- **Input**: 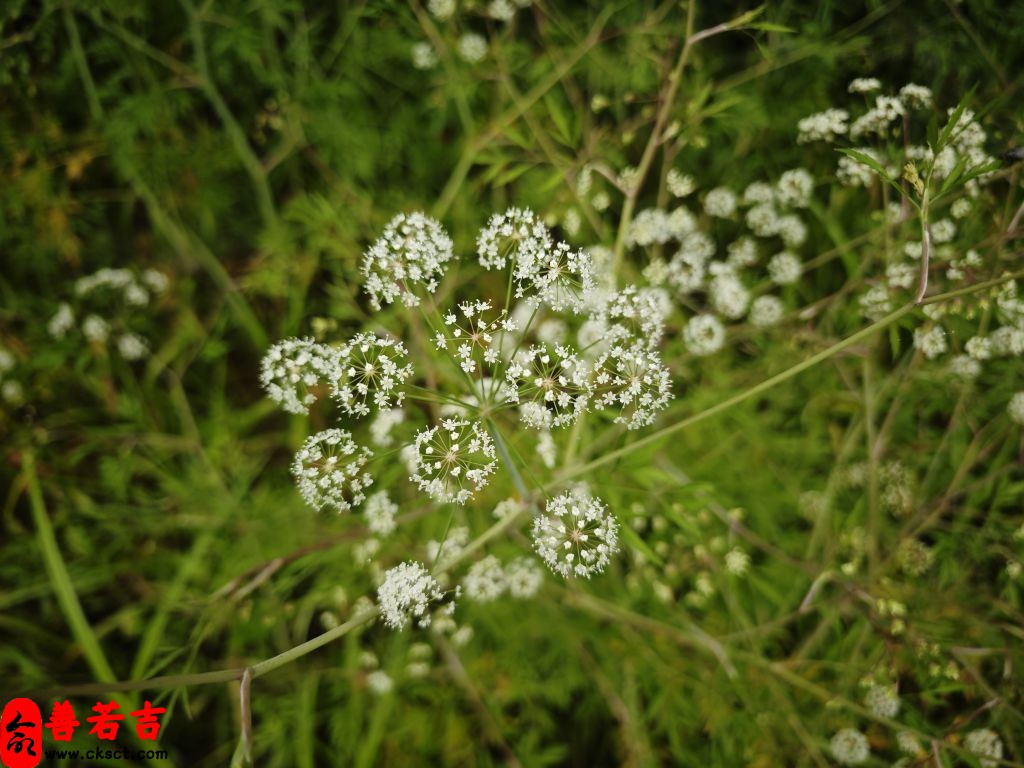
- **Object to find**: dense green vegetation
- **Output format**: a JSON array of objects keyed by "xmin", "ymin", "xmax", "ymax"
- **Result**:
[{"xmin": 2, "ymin": 1, "xmax": 1023, "ymax": 765}]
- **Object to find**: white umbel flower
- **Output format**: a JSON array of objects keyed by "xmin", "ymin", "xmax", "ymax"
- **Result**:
[
  {"xmin": 913, "ymin": 326, "xmax": 947, "ymax": 359},
  {"xmin": 776, "ymin": 169, "xmax": 814, "ymax": 208},
  {"xmin": 362, "ymin": 212, "xmax": 454, "ymax": 310},
  {"xmin": 749, "ymin": 295, "xmax": 784, "ymax": 327},
  {"xmin": 332, "ymin": 332, "xmax": 413, "ymax": 416},
  {"xmin": 410, "ymin": 418, "xmax": 497, "ymax": 504},
  {"xmin": 667, "ymin": 169, "xmax": 696, "ymax": 197},
  {"xmin": 48, "ymin": 303, "xmax": 74, "ymax": 338},
  {"xmin": 829, "ymin": 728, "xmax": 870, "ymax": 765},
  {"xmin": 503, "ymin": 343, "xmax": 592, "ymax": 429},
  {"xmin": 116, "ymin": 333, "xmax": 148, "ymax": 361},
  {"xmin": 463, "ymin": 555, "xmax": 507, "ymax": 602},
  {"xmin": 457, "ymin": 33, "xmax": 487, "ymax": 63},
  {"xmin": 435, "ymin": 299, "xmax": 515, "ymax": 374},
  {"xmin": 260, "ymin": 338, "xmax": 340, "ymax": 415},
  {"xmin": 364, "ymin": 490, "xmax": 398, "ymax": 536},
  {"xmin": 683, "ymin": 314, "xmax": 726, "ymax": 356},
  {"xmin": 797, "ymin": 108, "xmax": 849, "ymax": 143},
  {"xmin": 589, "ymin": 285, "xmax": 667, "ymax": 350},
  {"xmin": 477, "ymin": 207, "xmax": 553, "ymax": 271},
  {"xmin": 848, "ymin": 77, "xmax": 881, "ymax": 93},
  {"xmin": 292, "ymin": 429, "xmax": 373, "ymax": 512},
  {"xmin": 864, "ymin": 683, "xmax": 900, "ymax": 718},
  {"xmin": 767, "ymin": 251, "xmax": 802, "ymax": 285},
  {"xmin": 377, "ymin": 561, "xmax": 445, "ymax": 630},
  {"xmin": 710, "ymin": 273, "xmax": 751, "ymax": 319},
  {"xmin": 365, "ymin": 670, "xmax": 393, "ymax": 695},
  {"xmin": 505, "ymin": 556, "xmax": 544, "ymax": 598},
  {"xmin": 703, "ymin": 187, "xmax": 737, "ymax": 218},
  {"xmin": 591, "ymin": 343, "xmax": 672, "ymax": 430},
  {"xmin": 1008, "ymin": 392, "xmax": 1024, "ymax": 425},
  {"xmin": 964, "ymin": 729, "xmax": 1004, "ymax": 768},
  {"xmin": 519, "ymin": 241, "xmax": 596, "ymax": 314},
  {"xmin": 532, "ymin": 488, "xmax": 619, "ymax": 578}
]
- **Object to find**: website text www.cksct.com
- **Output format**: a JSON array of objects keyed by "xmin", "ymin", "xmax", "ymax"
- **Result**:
[{"xmin": 42, "ymin": 747, "xmax": 168, "ymax": 760}]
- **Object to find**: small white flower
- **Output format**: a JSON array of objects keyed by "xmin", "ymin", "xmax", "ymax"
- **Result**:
[
  {"xmin": 776, "ymin": 169, "xmax": 814, "ymax": 208},
  {"xmin": 948, "ymin": 354, "xmax": 981, "ymax": 380},
  {"xmin": 931, "ymin": 218, "xmax": 956, "ymax": 243},
  {"xmin": 859, "ymin": 286, "xmax": 893, "ymax": 321},
  {"xmin": 710, "ymin": 273, "xmax": 751, "ymax": 319},
  {"xmin": 532, "ymin": 488, "xmax": 619, "ymax": 578},
  {"xmin": 913, "ymin": 326, "xmax": 947, "ymax": 359},
  {"xmin": 590, "ymin": 343, "xmax": 672, "ymax": 430},
  {"xmin": 505, "ymin": 556, "xmax": 544, "ymax": 598},
  {"xmin": 377, "ymin": 561, "xmax": 445, "ymax": 630},
  {"xmin": 589, "ymin": 284, "xmax": 667, "ymax": 350},
  {"xmin": 517, "ymin": 241, "xmax": 596, "ymax": 314},
  {"xmin": 410, "ymin": 418, "xmax": 497, "ymax": 504},
  {"xmin": 47, "ymin": 303, "xmax": 75, "ymax": 339},
  {"xmin": 724, "ymin": 547, "xmax": 750, "ymax": 576},
  {"xmin": 477, "ymin": 207, "xmax": 553, "ymax": 271},
  {"xmin": 366, "ymin": 669, "xmax": 393, "ymax": 695},
  {"xmin": 899, "ymin": 83, "xmax": 932, "ymax": 110},
  {"xmin": 364, "ymin": 490, "xmax": 398, "ymax": 536},
  {"xmin": 427, "ymin": 0, "xmax": 455, "ymax": 19},
  {"xmin": 726, "ymin": 237, "xmax": 759, "ymax": 269},
  {"xmin": 951, "ymin": 198, "xmax": 972, "ymax": 219},
  {"xmin": 864, "ymin": 683, "xmax": 900, "ymax": 718},
  {"xmin": 2, "ymin": 380, "xmax": 24, "ymax": 406},
  {"xmin": 370, "ymin": 408, "xmax": 405, "ymax": 448},
  {"xmin": 667, "ymin": 169, "xmax": 696, "ymax": 197},
  {"xmin": 1008, "ymin": 392, "xmax": 1024, "ymax": 425},
  {"xmin": 742, "ymin": 181, "xmax": 775, "ymax": 206},
  {"xmin": 260, "ymin": 338, "xmax": 340, "ymax": 415},
  {"xmin": 116, "ymin": 333, "xmax": 148, "ymax": 361},
  {"xmin": 964, "ymin": 728, "xmax": 1004, "ymax": 768},
  {"xmin": 848, "ymin": 77, "xmax": 882, "ymax": 93},
  {"xmin": 333, "ymin": 333, "xmax": 413, "ymax": 417},
  {"xmin": 362, "ymin": 212, "xmax": 455, "ymax": 309},
  {"xmin": 749, "ymin": 295, "xmax": 784, "ymax": 327},
  {"xmin": 683, "ymin": 314, "xmax": 725, "ymax": 356},
  {"xmin": 435, "ymin": 299, "xmax": 515, "ymax": 375},
  {"xmin": 463, "ymin": 555, "xmax": 507, "ymax": 601},
  {"xmin": 829, "ymin": 728, "xmax": 870, "ymax": 765},
  {"xmin": 82, "ymin": 314, "xmax": 109, "ymax": 343},
  {"xmin": 412, "ymin": 42, "xmax": 438, "ymax": 70},
  {"xmin": 896, "ymin": 730, "xmax": 921, "ymax": 755},
  {"xmin": 292, "ymin": 429, "xmax": 373, "ymax": 512},
  {"xmin": 797, "ymin": 108, "xmax": 849, "ymax": 143},
  {"xmin": 703, "ymin": 187, "xmax": 737, "ymax": 218},
  {"xmin": 457, "ymin": 33, "xmax": 487, "ymax": 63},
  {"xmin": 142, "ymin": 269, "xmax": 169, "ymax": 294},
  {"xmin": 767, "ymin": 251, "xmax": 802, "ymax": 285},
  {"xmin": 488, "ymin": 0, "xmax": 515, "ymax": 21},
  {"xmin": 503, "ymin": 343, "xmax": 592, "ymax": 429}
]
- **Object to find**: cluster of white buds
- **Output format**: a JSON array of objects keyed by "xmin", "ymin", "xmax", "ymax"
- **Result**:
[
  {"xmin": 46, "ymin": 267, "xmax": 169, "ymax": 363},
  {"xmin": 361, "ymin": 212, "xmax": 454, "ymax": 310},
  {"xmin": 532, "ymin": 488, "xmax": 620, "ymax": 578}
]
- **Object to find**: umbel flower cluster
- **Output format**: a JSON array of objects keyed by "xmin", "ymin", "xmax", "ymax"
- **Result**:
[
  {"xmin": 796, "ymin": 80, "xmax": 1024, "ymax": 418},
  {"xmin": 262, "ymin": 207, "xmax": 684, "ymax": 629}
]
